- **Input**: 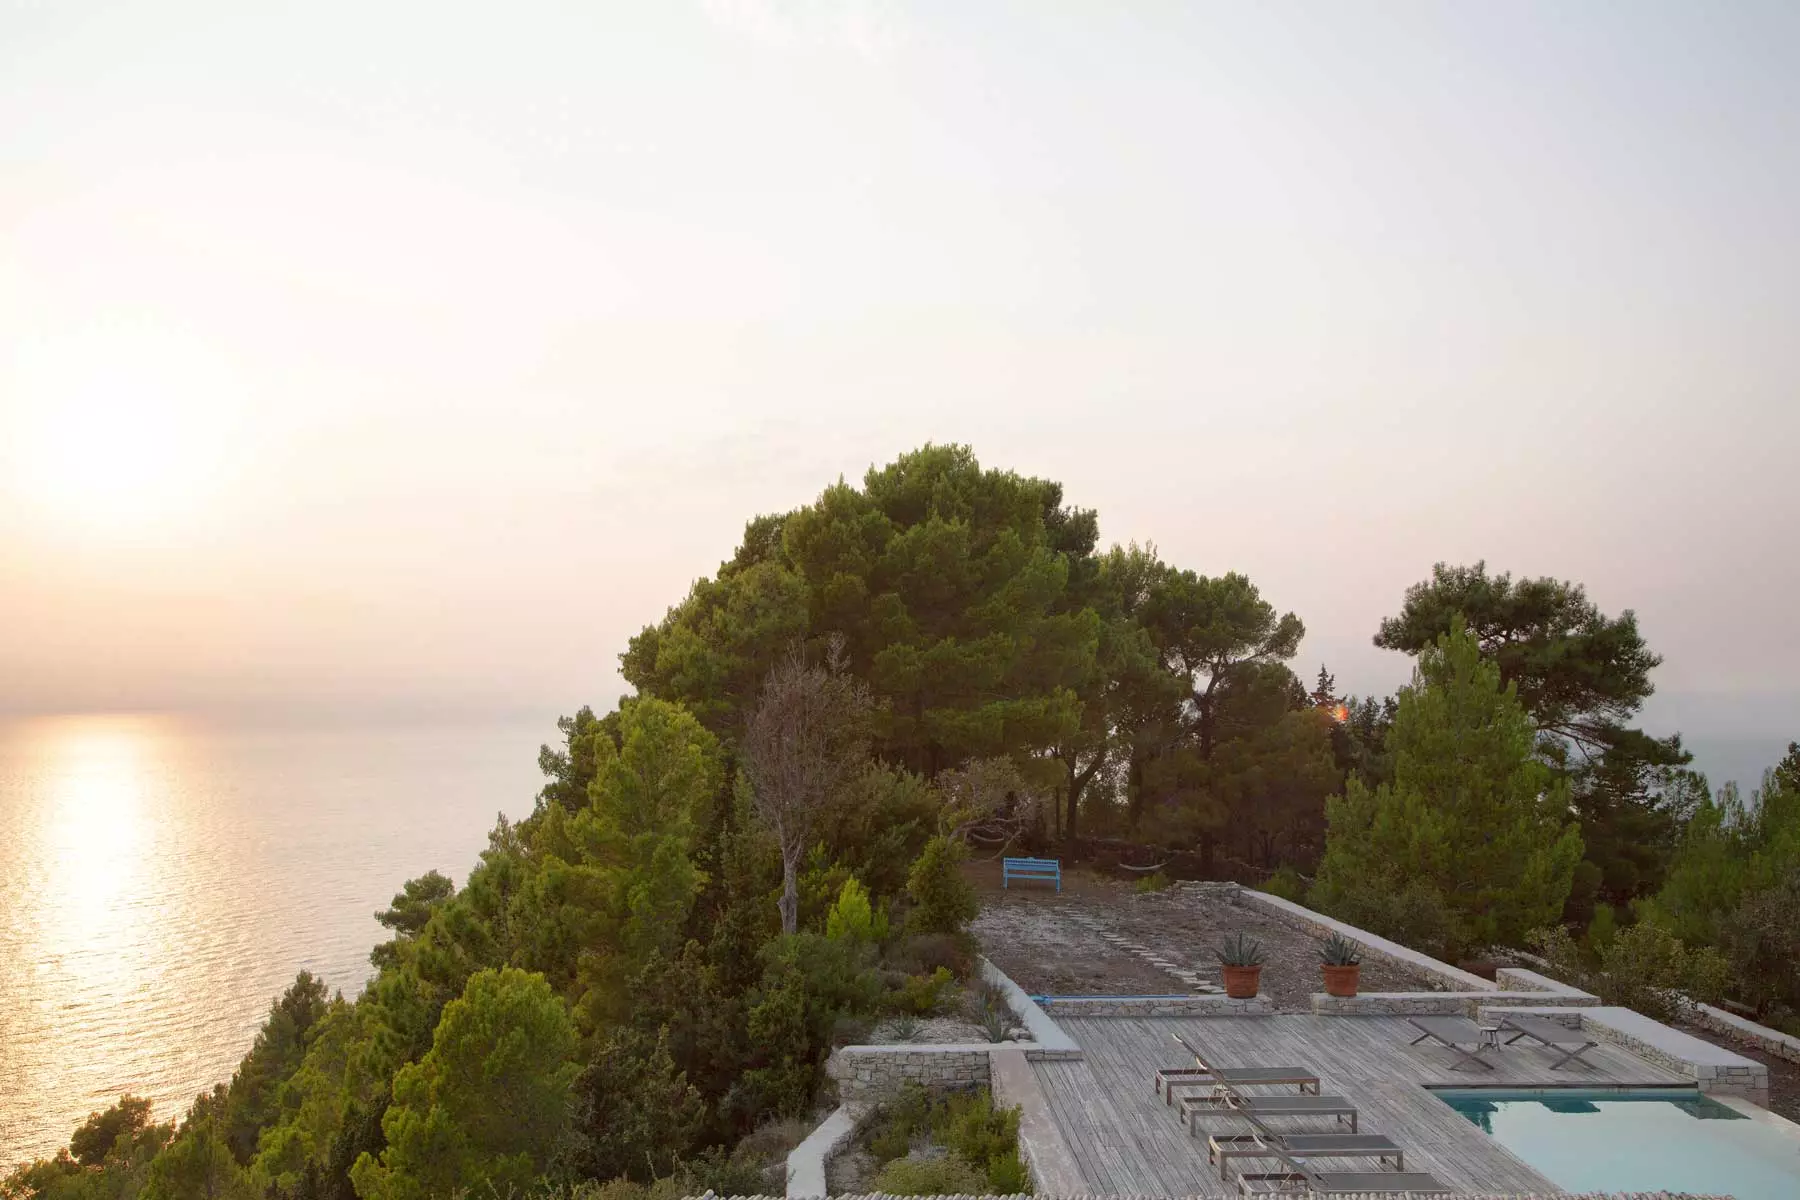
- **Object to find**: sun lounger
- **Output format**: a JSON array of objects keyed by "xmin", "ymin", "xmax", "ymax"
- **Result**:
[
  {"xmin": 1500, "ymin": 1013, "xmax": 1601, "ymax": 1070},
  {"xmin": 1235, "ymin": 1167, "xmax": 1453, "ymax": 1195},
  {"xmin": 1181, "ymin": 1091, "xmax": 1360, "ymax": 1134},
  {"xmin": 1155, "ymin": 1033, "xmax": 1321, "ymax": 1103},
  {"xmin": 1226, "ymin": 1118, "xmax": 1448, "ymax": 1197},
  {"xmin": 1406, "ymin": 1014, "xmax": 1496, "ymax": 1071},
  {"xmin": 1206, "ymin": 1131, "xmax": 1405, "ymax": 1181}
]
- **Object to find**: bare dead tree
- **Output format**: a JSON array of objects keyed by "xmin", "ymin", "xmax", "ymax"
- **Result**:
[{"xmin": 742, "ymin": 635, "xmax": 874, "ymax": 935}]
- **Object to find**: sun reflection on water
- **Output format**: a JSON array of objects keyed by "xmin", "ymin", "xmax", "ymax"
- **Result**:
[
  {"xmin": 0, "ymin": 713, "xmax": 545, "ymax": 1165},
  {"xmin": 40, "ymin": 717, "xmax": 154, "ymax": 927}
]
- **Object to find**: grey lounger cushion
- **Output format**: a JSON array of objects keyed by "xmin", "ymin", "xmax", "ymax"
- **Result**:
[
  {"xmin": 1183, "ymin": 1093, "xmax": 1359, "ymax": 1133},
  {"xmin": 1238, "ymin": 1169, "xmax": 1451, "ymax": 1195}
]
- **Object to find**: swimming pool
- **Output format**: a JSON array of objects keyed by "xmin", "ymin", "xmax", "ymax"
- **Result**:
[{"xmin": 1435, "ymin": 1088, "xmax": 1800, "ymax": 1200}]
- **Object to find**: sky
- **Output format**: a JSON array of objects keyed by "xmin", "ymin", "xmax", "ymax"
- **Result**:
[{"xmin": 1, "ymin": 1, "xmax": 1796, "ymax": 787}]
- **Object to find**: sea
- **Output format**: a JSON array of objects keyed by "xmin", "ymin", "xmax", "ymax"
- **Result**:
[{"xmin": 0, "ymin": 713, "xmax": 549, "ymax": 1166}]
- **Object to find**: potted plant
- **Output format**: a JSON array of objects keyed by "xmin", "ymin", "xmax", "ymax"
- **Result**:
[
  {"xmin": 1319, "ymin": 932, "xmax": 1363, "ymax": 997},
  {"xmin": 1215, "ymin": 933, "xmax": 1265, "ymax": 999}
]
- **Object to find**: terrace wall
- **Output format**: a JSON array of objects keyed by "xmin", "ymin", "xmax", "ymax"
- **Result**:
[
  {"xmin": 1035, "ymin": 995, "xmax": 1273, "ymax": 1017},
  {"xmin": 1691, "ymin": 1003, "xmax": 1800, "ymax": 1065},
  {"xmin": 824, "ymin": 1045, "xmax": 994, "ymax": 1103}
]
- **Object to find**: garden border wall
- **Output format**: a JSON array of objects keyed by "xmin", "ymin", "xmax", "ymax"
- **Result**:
[{"xmin": 1691, "ymin": 1003, "xmax": 1800, "ymax": 1065}]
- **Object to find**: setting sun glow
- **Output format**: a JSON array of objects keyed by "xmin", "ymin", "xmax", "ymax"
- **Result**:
[{"xmin": 5, "ymin": 328, "xmax": 239, "ymax": 537}]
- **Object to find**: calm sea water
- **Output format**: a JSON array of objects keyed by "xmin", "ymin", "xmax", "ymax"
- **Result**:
[{"xmin": 0, "ymin": 714, "xmax": 547, "ymax": 1165}]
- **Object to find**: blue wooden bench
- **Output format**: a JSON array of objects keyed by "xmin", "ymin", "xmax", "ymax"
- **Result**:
[{"xmin": 1003, "ymin": 857, "xmax": 1061, "ymax": 891}]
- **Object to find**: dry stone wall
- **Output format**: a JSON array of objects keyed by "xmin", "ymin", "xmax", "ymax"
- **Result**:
[
  {"xmin": 825, "ymin": 1046, "xmax": 994, "ymax": 1103},
  {"xmin": 1692, "ymin": 1003, "xmax": 1800, "ymax": 1065},
  {"xmin": 1037, "ymin": 995, "xmax": 1272, "ymax": 1017}
]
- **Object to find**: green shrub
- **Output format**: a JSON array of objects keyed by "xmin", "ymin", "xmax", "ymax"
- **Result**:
[
  {"xmin": 1260, "ymin": 865, "xmax": 1306, "ymax": 903},
  {"xmin": 866, "ymin": 1083, "xmax": 935, "ymax": 1162},
  {"xmin": 826, "ymin": 876, "xmax": 889, "ymax": 943},
  {"xmin": 1531, "ymin": 922, "xmax": 1729, "ymax": 1021},
  {"xmin": 894, "ymin": 966, "xmax": 956, "ymax": 1015},
  {"xmin": 906, "ymin": 836, "xmax": 978, "ymax": 935},
  {"xmin": 1584, "ymin": 902, "xmax": 1619, "ymax": 954},
  {"xmin": 1133, "ymin": 870, "xmax": 1172, "ymax": 894},
  {"xmin": 939, "ymin": 1090, "xmax": 1024, "ymax": 1190},
  {"xmin": 889, "ymin": 932, "xmax": 975, "ymax": 979},
  {"xmin": 682, "ymin": 1145, "xmax": 771, "ymax": 1197},
  {"xmin": 872, "ymin": 1153, "xmax": 989, "ymax": 1196},
  {"xmin": 730, "ymin": 1116, "xmax": 814, "ymax": 1169}
]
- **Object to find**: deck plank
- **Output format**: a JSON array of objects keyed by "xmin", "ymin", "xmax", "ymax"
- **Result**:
[{"xmin": 1030, "ymin": 1013, "xmax": 1688, "ymax": 1196}]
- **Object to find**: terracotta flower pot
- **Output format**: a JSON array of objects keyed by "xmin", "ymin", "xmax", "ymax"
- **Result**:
[
  {"xmin": 1222, "ymin": 965, "xmax": 1262, "ymax": 999},
  {"xmin": 1322, "ymin": 964, "xmax": 1361, "ymax": 998}
]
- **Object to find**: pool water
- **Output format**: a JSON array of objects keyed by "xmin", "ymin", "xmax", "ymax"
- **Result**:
[{"xmin": 1435, "ymin": 1088, "xmax": 1800, "ymax": 1200}]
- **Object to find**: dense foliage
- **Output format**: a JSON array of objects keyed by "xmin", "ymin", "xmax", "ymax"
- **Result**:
[
  {"xmin": 9, "ymin": 446, "xmax": 1786, "ymax": 1197},
  {"xmin": 862, "ymin": 1085, "xmax": 1028, "ymax": 1196},
  {"xmin": 1311, "ymin": 621, "xmax": 1585, "ymax": 960}
]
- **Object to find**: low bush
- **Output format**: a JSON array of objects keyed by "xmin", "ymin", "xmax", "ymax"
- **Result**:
[
  {"xmin": 729, "ymin": 1116, "xmax": 814, "ymax": 1169},
  {"xmin": 938, "ymin": 1090, "xmax": 1026, "ymax": 1190},
  {"xmin": 1530, "ymin": 923, "xmax": 1729, "ymax": 1022},
  {"xmin": 889, "ymin": 932, "xmax": 975, "ymax": 979},
  {"xmin": 862, "ymin": 1084, "xmax": 1030, "ymax": 1194},
  {"xmin": 1259, "ymin": 865, "xmax": 1306, "ymax": 903},
  {"xmin": 893, "ymin": 966, "xmax": 956, "ymax": 1015},
  {"xmin": 826, "ymin": 877, "xmax": 889, "ymax": 944},
  {"xmin": 682, "ymin": 1145, "xmax": 771, "ymax": 1197},
  {"xmin": 872, "ymin": 1153, "xmax": 989, "ymax": 1196},
  {"xmin": 866, "ymin": 1084, "xmax": 935, "ymax": 1162},
  {"xmin": 1133, "ymin": 870, "xmax": 1172, "ymax": 894}
]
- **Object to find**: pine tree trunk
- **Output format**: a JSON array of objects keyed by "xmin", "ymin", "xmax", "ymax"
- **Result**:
[{"xmin": 779, "ymin": 848, "xmax": 800, "ymax": 935}]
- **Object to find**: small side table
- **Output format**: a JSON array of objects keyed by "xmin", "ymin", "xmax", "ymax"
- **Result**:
[{"xmin": 1478, "ymin": 1025, "xmax": 1504, "ymax": 1051}]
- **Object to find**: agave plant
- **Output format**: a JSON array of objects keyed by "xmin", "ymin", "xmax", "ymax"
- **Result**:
[
  {"xmin": 1214, "ymin": 932, "xmax": 1266, "ymax": 967},
  {"xmin": 1319, "ymin": 932, "xmax": 1363, "ymax": 966}
]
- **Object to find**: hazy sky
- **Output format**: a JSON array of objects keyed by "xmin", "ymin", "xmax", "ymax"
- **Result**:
[{"xmin": 2, "ymin": 2, "xmax": 1797, "ymax": 785}]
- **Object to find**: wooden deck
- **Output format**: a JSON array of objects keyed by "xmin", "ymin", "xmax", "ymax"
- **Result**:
[{"xmin": 1032, "ymin": 1014, "xmax": 1689, "ymax": 1196}]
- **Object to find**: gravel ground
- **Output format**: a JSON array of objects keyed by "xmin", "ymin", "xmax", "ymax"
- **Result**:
[{"xmin": 968, "ymin": 863, "xmax": 1431, "ymax": 1009}]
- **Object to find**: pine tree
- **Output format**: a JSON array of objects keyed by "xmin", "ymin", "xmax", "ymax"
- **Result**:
[
  {"xmin": 1311, "ymin": 619, "xmax": 1585, "ymax": 958},
  {"xmin": 1309, "ymin": 665, "xmax": 1338, "ymax": 710}
]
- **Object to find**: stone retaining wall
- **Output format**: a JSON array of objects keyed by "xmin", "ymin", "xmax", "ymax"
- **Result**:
[
  {"xmin": 1038, "ymin": 995, "xmax": 1273, "ymax": 1017},
  {"xmin": 825, "ymin": 1045, "xmax": 995, "ymax": 1103},
  {"xmin": 1312, "ymin": 989, "xmax": 1602, "ymax": 1017},
  {"xmin": 1692, "ymin": 1003, "xmax": 1800, "ymax": 1065}
]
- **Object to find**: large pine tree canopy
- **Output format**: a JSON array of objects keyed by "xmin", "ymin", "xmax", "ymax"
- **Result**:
[{"xmin": 19, "ymin": 444, "xmax": 1795, "ymax": 1200}]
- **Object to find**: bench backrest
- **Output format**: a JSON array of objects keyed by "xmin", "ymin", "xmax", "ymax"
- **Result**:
[{"xmin": 1003, "ymin": 858, "xmax": 1058, "ymax": 871}]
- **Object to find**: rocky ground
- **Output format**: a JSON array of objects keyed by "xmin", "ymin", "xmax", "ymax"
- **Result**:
[{"xmin": 967, "ymin": 862, "xmax": 1431, "ymax": 1010}]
